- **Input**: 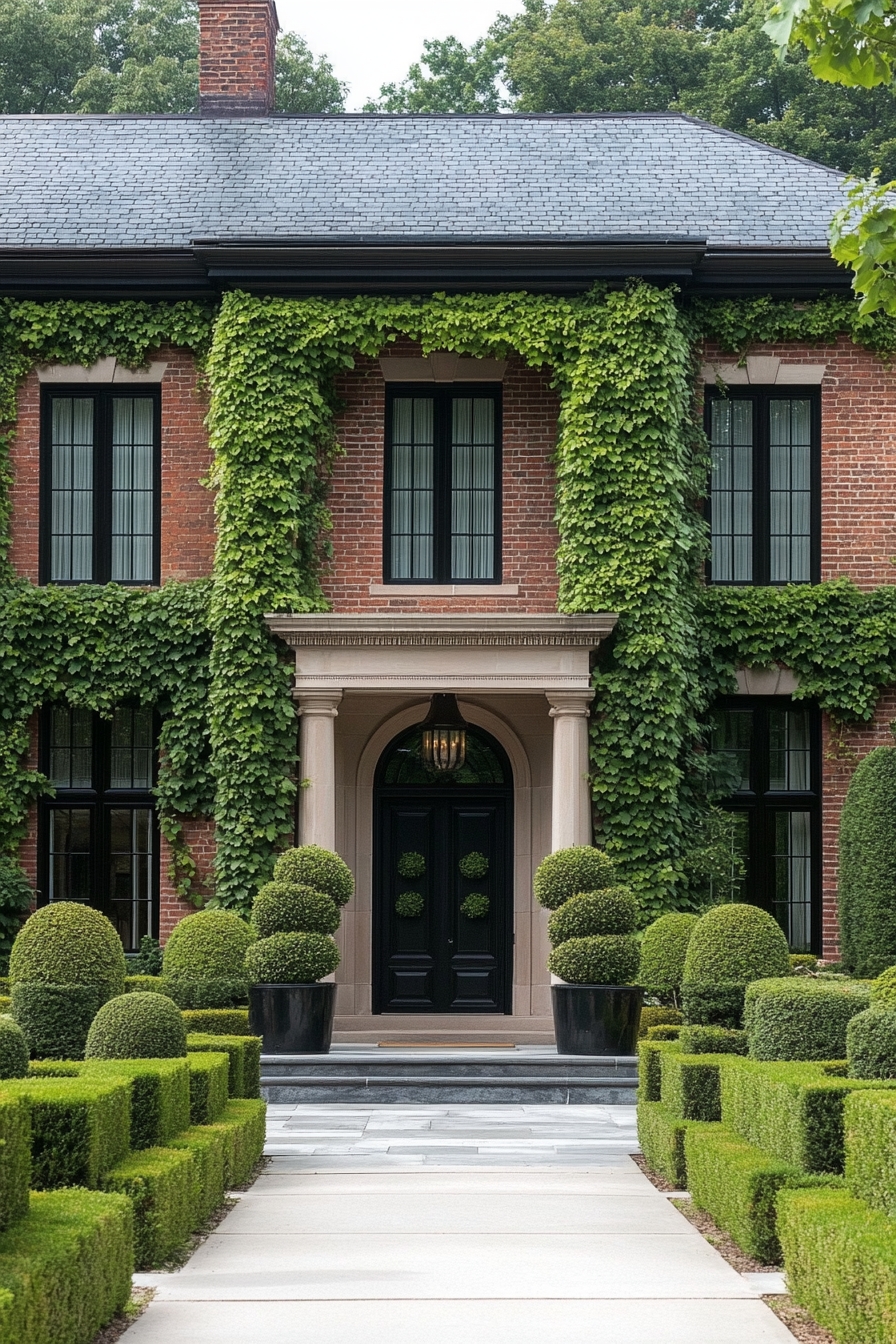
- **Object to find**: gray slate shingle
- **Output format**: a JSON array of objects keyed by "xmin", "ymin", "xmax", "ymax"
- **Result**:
[{"xmin": 0, "ymin": 113, "xmax": 845, "ymax": 249}]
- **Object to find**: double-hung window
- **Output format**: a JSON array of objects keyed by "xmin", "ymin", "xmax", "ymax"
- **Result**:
[
  {"xmin": 711, "ymin": 699, "xmax": 820, "ymax": 952},
  {"xmin": 706, "ymin": 388, "xmax": 819, "ymax": 585},
  {"xmin": 41, "ymin": 388, "xmax": 160, "ymax": 585},
  {"xmin": 385, "ymin": 386, "xmax": 501, "ymax": 583},
  {"xmin": 39, "ymin": 704, "xmax": 158, "ymax": 950}
]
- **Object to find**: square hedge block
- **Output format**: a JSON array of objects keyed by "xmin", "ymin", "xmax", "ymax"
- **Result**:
[
  {"xmin": 637, "ymin": 1039, "xmax": 679, "ymax": 1103},
  {"xmin": 636, "ymin": 1100, "xmax": 695, "ymax": 1189},
  {"xmin": 167, "ymin": 1125, "xmax": 226, "ymax": 1225},
  {"xmin": 0, "ymin": 1077, "xmax": 130, "ymax": 1190},
  {"xmin": 844, "ymin": 1089, "xmax": 896, "ymax": 1217},
  {"xmin": 660, "ymin": 1051, "xmax": 724, "ymax": 1122},
  {"xmin": 181, "ymin": 1010, "xmax": 251, "ymax": 1037},
  {"xmin": 0, "ymin": 1097, "xmax": 29, "ymax": 1233},
  {"xmin": 186, "ymin": 1034, "xmax": 262, "ymax": 1100},
  {"xmin": 186, "ymin": 1052, "xmax": 229, "ymax": 1125},
  {"xmin": 101, "ymin": 1145, "xmax": 197, "ymax": 1270},
  {"xmin": 81, "ymin": 1059, "xmax": 191, "ymax": 1150},
  {"xmin": 210, "ymin": 1100, "xmax": 267, "ymax": 1189}
]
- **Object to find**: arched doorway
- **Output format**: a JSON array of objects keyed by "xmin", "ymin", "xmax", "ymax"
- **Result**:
[{"xmin": 373, "ymin": 723, "xmax": 513, "ymax": 1014}]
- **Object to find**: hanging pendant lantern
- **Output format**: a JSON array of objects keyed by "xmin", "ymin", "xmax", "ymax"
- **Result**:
[{"xmin": 419, "ymin": 694, "xmax": 468, "ymax": 773}]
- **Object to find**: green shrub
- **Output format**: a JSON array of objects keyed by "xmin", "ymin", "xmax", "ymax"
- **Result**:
[
  {"xmin": 11, "ymin": 983, "xmax": 107, "ymax": 1060},
  {"xmin": 870, "ymin": 963, "xmax": 896, "ymax": 1009},
  {"xmin": 0, "ymin": 859, "xmax": 32, "ymax": 969},
  {"xmin": 124, "ymin": 975, "xmax": 167, "ymax": 994},
  {"xmin": 680, "ymin": 1026, "xmax": 748, "ymax": 1056},
  {"xmin": 130, "ymin": 934, "xmax": 163, "ymax": 977},
  {"xmin": 0, "ymin": 1187, "xmax": 133, "ymax": 1344},
  {"xmin": 0, "ymin": 999, "xmax": 9, "ymax": 1015},
  {"xmin": 685, "ymin": 1125, "xmax": 839, "ymax": 1265},
  {"xmin": 85, "ymin": 992, "xmax": 187, "ymax": 1061},
  {"xmin": 647, "ymin": 1024, "xmax": 681, "ymax": 1040},
  {"xmin": 847, "ymin": 1007, "xmax": 896, "ymax": 1078},
  {"xmin": 9, "ymin": 903, "xmax": 126, "ymax": 996},
  {"xmin": 777, "ymin": 1186, "xmax": 896, "ymax": 1344},
  {"xmin": 547, "ymin": 934, "xmax": 640, "ymax": 985},
  {"xmin": 0, "ymin": 1097, "xmax": 29, "ymax": 1232},
  {"xmin": 790, "ymin": 954, "xmax": 818, "ymax": 971},
  {"xmin": 744, "ymin": 977, "xmax": 871, "ymax": 1061},
  {"xmin": 533, "ymin": 846, "xmax": 614, "ymax": 910},
  {"xmin": 81, "ymin": 1059, "xmax": 191, "ymax": 1150},
  {"xmin": 101, "ymin": 1145, "xmax": 196, "ymax": 1270},
  {"xmin": 683, "ymin": 903, "xmax": 791, "ymax": 986},
  {"xmin": 159, "ymin": 976, "xmax": 248, "ymax": 1009},
  {"xmin": 395, "ymin": 892, "xmax": 424, "ymax": 919},
  {"xmin": 187, "ymin": 1033, "xmax": 262, "ymax": 1100},
  {"xmin": 187, "ymin": 1051, "xmax": 229, "ymax": 1125},
  {"xmin": 0, "ymin": 1020, "xmax": 27, "ymax": 1081},
  {"xmin": 1, "ymin": 1075, "xmax": 130, "ymax": 1189},
  {"xmin": 458, "ymin": 851, "xmax": 488, "ymax": 880},
  {"xmin": 211, "ymin": 1099, "xmax": 267, "ymax": 1187},
  {"xmin": 181, "ymin": 1008, "xmax": 250, "ymax": 1036},
  {"xmin": 838, "ymin": 744, "xmax": 896, "ymax": 977},
  {"xmin": 844, "ymin": 1089, "xmax": 896, "ymax": 1217},
  {"xmin": 636, "ymin": 1099, "xmax": 696, "ymax": 1188},
  {"xmin": 167, "ymin": 1124, "xmax": 226, "ymax": 1224},
  {"xmin": 638, "ymin": 1006, "xmax": 683, "ymax": 1039},
  {"xmin": 546, "ymin": 888, "xmax": 637, "ymax": 945},
  {"xmin": 396, "ymin": 852, "xmax": 425, "ymax": 880},
  {"xmin": 719, "ymin": 1056, "xmax": 896, "ymax": 1174},
  {"xmin": 638, "ymin": 913, "xmax": 700, "ymax": 996},
  {"xmin": 245, "ymin": 932, "xmax": 339, "ymax": 984},
  {"xmin": 681, "ymin": 982, "xmax": 746, "ymax": 1028},
  {"xmin": 272, "ymin": 846, "xmax": 353, "ymax": 907},
  {"xmin": 660, "ymin": 1050, "xmax": 723, "ymax": 1121},
  {"xmin": 638, "ymin": 1039, "xmax": 679, "ymax": 1101},
  {"xmin": 163, "ymin": 909, "xmax": 254, "ymax": 981},
  {"xmin": 251, "ymin": 883, "xmax": 340, "ymax": 938},
  {"xmin": 460, "ymin": 893, "xmax": 489, "ymax": 920}
]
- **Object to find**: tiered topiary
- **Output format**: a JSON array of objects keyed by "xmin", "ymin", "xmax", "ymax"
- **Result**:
[
  {"xmin": 161, "ymin": 909, "xmax": 255, "ymax": 1008},
  {"xmin": 9, "ymin": 903, "xmax": 127, "ymax": 1058},
  {"xmin": 0, "ymin": 1016, "xmax": 29, "ymax": 1078},
  {"xmin": 246, "ymin": 845, "xmax": 351, "ymax": 985},
  {"xmin": 538, "ymin": 848, "xmax": 640, "ymax": 986},
  {"xmin": 638, "ymin": 912, "xmax": 700, "ymax": 1005},
  {"xmin": 681, "ymin": 903, "xmax": 791, "ymax": 1028},
  {"xmin": 838, "ymin": 744, "xmax": 896, "ymax": 977},
  {"xmin": 84, "ymin": 992, "xmax": 188, "ymax": 1060},
  {"xmin": 533, "ymin": 846, "xmax": 615, "ymax": 910}
]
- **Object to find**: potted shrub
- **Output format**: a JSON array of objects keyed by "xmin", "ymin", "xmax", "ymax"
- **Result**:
[
  {"xmin": 536, "ymin": 847, "xmax": 642, "ymax": 1054},
  {"xmin": 161, "ymin": 908, "xmax": 255, "ymax": 1008},
  {"xmin": 245, "ymin": 845, "xmax": 352, "ymax": 1053}
]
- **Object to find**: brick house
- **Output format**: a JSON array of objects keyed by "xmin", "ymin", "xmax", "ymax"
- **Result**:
[{"xmin": 0, "ymin": 0, "xmax": 887, "ymax": 1041}]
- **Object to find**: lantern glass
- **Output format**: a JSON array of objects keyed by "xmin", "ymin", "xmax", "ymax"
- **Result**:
[{"xmin": 419, "ymin": 694, "xmax": 468, "ymax": 773}]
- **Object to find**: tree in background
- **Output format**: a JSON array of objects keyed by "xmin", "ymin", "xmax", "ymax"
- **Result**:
[
  {"xmin": 365, "ymin": 36, "xmax": 502, "ymax": 113},
  {"xmin": 0, "ymin": 0, "xmax": 345, "ymax": 115}
]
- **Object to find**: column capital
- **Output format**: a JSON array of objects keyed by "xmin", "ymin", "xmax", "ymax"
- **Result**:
[
  {"xmin": 545, "ymin": 690, "xmax": 594, "ymax": 718},
  {"xmin": 295, "ymin": 691, "xmax": 343, "ymax": 717}
]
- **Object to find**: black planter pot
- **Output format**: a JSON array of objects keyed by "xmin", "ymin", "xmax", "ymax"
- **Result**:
[
  {"xmin": 551, "ymin": 984, "xmax": 643, "ymax": 1056},
  {"xmin": 249, "ymin": 982, "xmax": 336, "ymax": 1054}
]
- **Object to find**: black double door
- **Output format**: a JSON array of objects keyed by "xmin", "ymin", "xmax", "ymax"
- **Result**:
[{"xmin": 374, "ymin": 791, "xmax": 511, "ymax": 1013}]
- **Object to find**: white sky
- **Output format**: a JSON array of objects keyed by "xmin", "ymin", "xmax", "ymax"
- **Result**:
[{"xmin": 274, "ymin": 0, "xmax": 525, "ymax": 110}]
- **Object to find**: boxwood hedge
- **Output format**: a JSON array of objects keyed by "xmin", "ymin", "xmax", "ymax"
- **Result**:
[
  {"xmin": 186, "ymin": 1052, "xmax": 229, "ymax": 1126},
  {"xmin": 847, "ymin": 1007, "xmax": 896, "ymax": 1079},
  {"xmin": 0, "ymin": 1097, "xmax": 29, "ymax": 1233},
  {"xmin": 11, "ymin": 983, "xmax": 108, "ymax": 1061},
  {"xmin": 660, "ymin": 1050, "xmax": 724, "ymax": 1122},
  {"xmin": 181, "ymin": 1008, "xmax": 250, "ymax": 1036},
  {"xmin": 101, "ymin": 1145, "xmax": 196, "ymax": 1270},
  {"xmin": 744, "ymin": 978, "xmax": 871, "ymax": 1062},
  {"xmin": 81, "ymin": 1058, "xmax": 191, "ymax": 1150},
  {"xmin": 0, "ymin": 1075, "xmax": 130, "ymax": 1191},
  {"xmin": 186, "ymin": 1033, "xmax": 261, "ymax": 1100},
  {"xmin": 85, "ymin": 992, "xmax": 188, "ymax": 1061}
]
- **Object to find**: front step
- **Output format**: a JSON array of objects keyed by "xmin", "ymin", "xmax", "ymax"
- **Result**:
[
  {"xmin": 332, "ymin": 1014, "xmax": 556, "ymax": 1046},
  {"xmin": 261, "ymin": 1045, "xmax": 639, "ymax": 1105}
]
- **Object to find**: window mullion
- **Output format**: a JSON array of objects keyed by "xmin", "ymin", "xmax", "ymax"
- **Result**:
[{"xmin": 436, "ymin": 392, "xmax": 452, "ymax": 583}]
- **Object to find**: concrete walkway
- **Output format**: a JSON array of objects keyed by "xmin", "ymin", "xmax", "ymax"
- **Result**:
[{"xmin": 126, "ymin": 1104, "xmax": 796, "ymax": 1344}]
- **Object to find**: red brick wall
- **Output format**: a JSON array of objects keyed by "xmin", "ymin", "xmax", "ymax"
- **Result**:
[
  {"xmin": 159, "ymin": 816, "xmax": 217, "ymax": 943},
  {"xmin": 323, "ymin": 350, "xmax": 561, "ymax": 613},
  {"xmin": 197, "ymin": 0, "xmax": 276, "ymax": 113}
]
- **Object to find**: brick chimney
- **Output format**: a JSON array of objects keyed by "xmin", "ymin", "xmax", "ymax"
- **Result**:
[{"xmin": 197, "ymin": 0, "xmax": 279, "ymax": 116}]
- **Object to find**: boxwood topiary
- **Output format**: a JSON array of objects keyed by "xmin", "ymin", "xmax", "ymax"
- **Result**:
[
  {"xmin": 548, "ymin": 934, "xmax": 640, "ymax": 985},
  {"xmin": 85, "ymin": 992, "xmax": 188, "ymax": 1060},
  {"xmin": 744, "ymin": 977, "xmax": 871, "ymax": 1062},
  {"xmin": 679, "ymin": 1025, "xmax": 749, "ymax": 1056},
  {"xmin": 0, "ymin": 1016, "xmax": 29, "ymax": 1078},
  {"xmin": 244, "ymin": 932, "xmax": 340, "ymax": 984},
  {"xmin": 251, "ymin": 882, "xmax": 340, "ymax": 938},
  {"xmin": 870, "ymin": 964, "xmax": 896, "ymax": 1010},
  {"xmin": 681, "ymin": 982, "xmax": 746, "ymax": 1029},
  {"xmin": 458, "ymin": 852, "xmax": 488, "ymax": 881},
  {"xmin": 683, "ymin": 904, "xmax": 791, "ymax": 986},
  {"xmin": 639, "ymin": 1006, "xmax": 683, "ymax": 1039},
  {"xmin": 847, "ymin": 1007, "xmax": 896, "ymax": 1078},
  {"xmin": 9, "ymin": 902, "xmax": 126, "ymax": 996},
  {"xmin": 639, "ymin": 913, "xmax": 700, "ymax": 995},
  {"xmin": 533, "ymin": 846, "xmax": 615, "ymax": 910},
  {"xmin": 646, "ymin": 1024, "xmax": 682, "ymax": 1040},
  {"xmin": 159, "ymin": 977, "xmax": 248, "ymax": 1009},
  {"xmin": 460, "ymin": 893, "xmax": 489, "ymax": 920},
  {"xmin": 838, "ymin": 744, "xmax": 896, "ymax": 977},
  {"xmin": 395, "ymin": 891, "xmax": 424, "ymax": 919},
  {"xmin": 273, "ymin": 846, "xmax": 354, "ymax": 907},
  {"xmin": 12, "ymin": 982, "xmax": 110, "ymax": 1059},
  {"xmin": 397, "ymin": 852, "xmax": 426, "ymax": 880},
  {"xmin": 162, "ymin": 910, "xmax": 255, "ymax": 980},
  {"xmin": 547, "ymin": 887, "xmax": 637, "ymax": 946}
]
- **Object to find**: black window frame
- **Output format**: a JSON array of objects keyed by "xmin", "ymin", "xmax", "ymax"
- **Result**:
[
  {"xmin": 712, "ymin": 696, "xmax": 822, "ymax": 954},
  {"xmin": 704, "ymin": 386, "xmax": 821, "ymax": 586},
  {"xmin": 383, "ymin": 383, "xmax": 503, "ymax": 585},
  {"xmin": 40, "ymin": 384, "xmax": 162, "ymax": 587},
  {"xmin": 37, "ymin": 704, "xmax": 160, "ymax": 948}
]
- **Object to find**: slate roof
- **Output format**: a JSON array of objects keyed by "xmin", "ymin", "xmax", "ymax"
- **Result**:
[{"xmin": 0, "ymin": 112, "xmax": 845, "ymax": 250}]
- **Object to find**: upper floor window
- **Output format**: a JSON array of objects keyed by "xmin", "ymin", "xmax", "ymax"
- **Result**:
[
  {"xmin": 706, "ymin": 389, "xmax": 819, "ymax": 585},
  {"xmin": 384, "ymin": 387, "xmax": 501, "ymax": 583},
  {"xmin": 42, "ymin": 389, "xmax": 160, "ymax": 585}
]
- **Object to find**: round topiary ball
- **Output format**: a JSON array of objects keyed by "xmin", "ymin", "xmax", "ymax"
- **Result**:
[
  {"xmin": 84, "ymin": 992, "xmax": 187, "ymax": 1060},
  {"xmin": 870, "ymin": 965, "xmax": 896, "ymax": 1010},
  {"xmin": 548, "ymin": 934, "xmax": 640, "ymax": 985},
  {"xmin": 683, "ymin": 904, "xmax": 791, "ymax": 986},
  {"xmin": 9, "ymin": 903, "xmax": 126, "ymax": 997},
  {"xmin": 273, "ymin": 846, "xmax": 354, "ymax": 907},
  {"xmin": 547, "ymin": 887, "xmax": 638, "ymax": 946},
  {"xmin": 162, "ymin": 910, "xmax": 255, "ymax": 980},
  {"xmin": 244, "ymin": 932, "xmax": 340, "ymax": 984},
  {"xmin": 395, "ymin": 891, "xmax": 425, "ymax": 919},
  {"xmin": 533, "ymin": 846, "xmax": 615, "ymax": 910},
  {"xmin": 638, "ymin": 912, "xmax": 700, "ymax": 992},
  {"xmin": 252, "ymin": 882, "xmax": 340, "ymax": 938},
  {"xmin": 848, "ymin": 1007, "xmax": 896, "ymax": 1078},
  {"xmin": 0, "ymin": 1016, "xmax": 29, "ymax": 1078}
]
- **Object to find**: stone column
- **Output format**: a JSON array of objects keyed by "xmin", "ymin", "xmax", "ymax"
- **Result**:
[
  {"xmin": 546, "ymin": 690, "xmax": 595, "ymax": 851},
  {"xmin": 296, "ymin": 692, "xmax": 342, "ymax": 851}
]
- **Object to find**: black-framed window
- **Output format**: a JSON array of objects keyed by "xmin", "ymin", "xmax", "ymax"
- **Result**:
[
  {"xmin": 705, "ymin": 388, "xmax": 820, "ymax": 585},
  {"xmin": 710, "ymin": 698, "xmax": 820, "ymax": 953},
  {"xmin": 39, "ymin": 704, "xmax": 158, "ymax": 950},
  {"xmin": 41, "ymin": 387, "xmax": 160, "ymax": 585},
  {"xmin": 384, "ymin": 386, "xmax": 502, "ymax": 583}
]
